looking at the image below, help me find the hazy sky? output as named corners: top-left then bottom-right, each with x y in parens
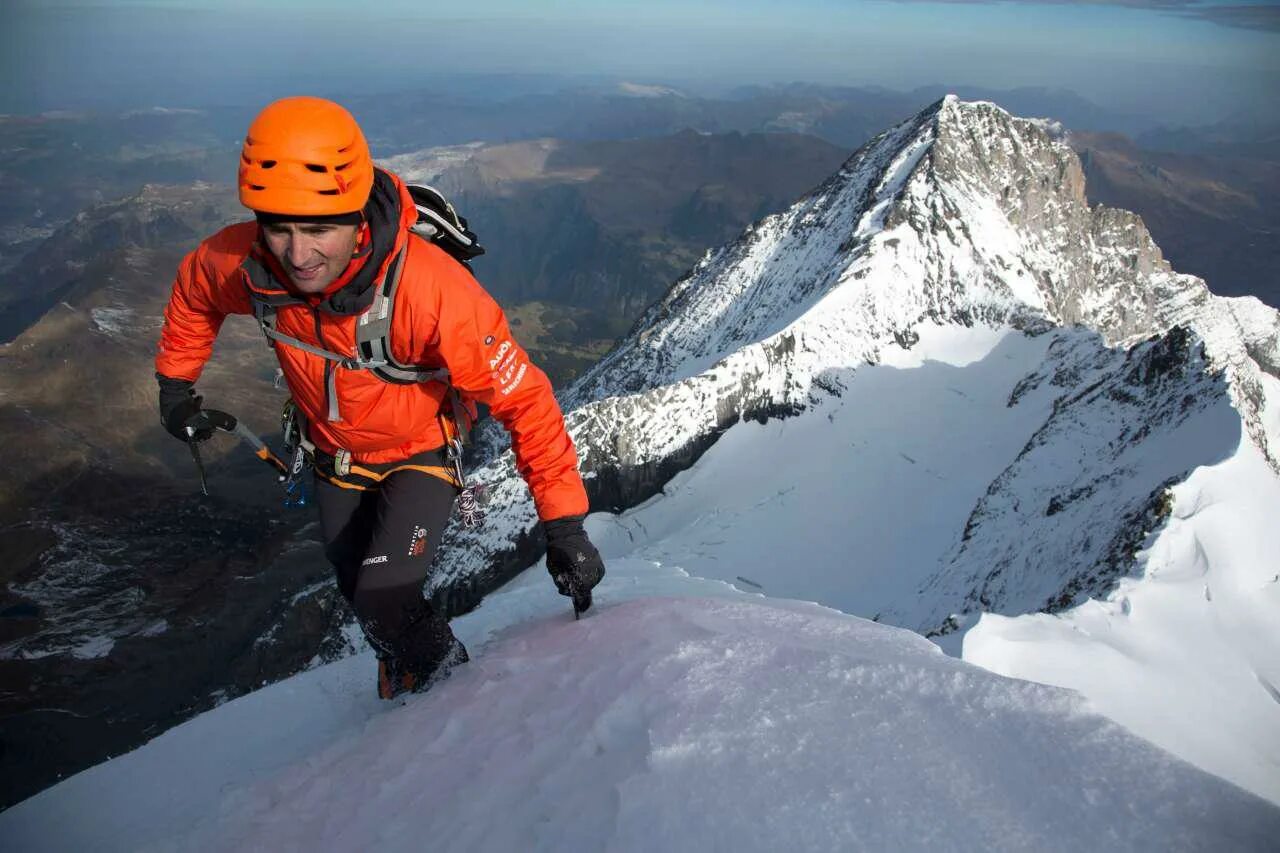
top-left (4, 0), bottom-right (1278, 124)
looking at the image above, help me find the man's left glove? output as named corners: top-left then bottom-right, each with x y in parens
top-left (544, 515), bottom-right (605, 615)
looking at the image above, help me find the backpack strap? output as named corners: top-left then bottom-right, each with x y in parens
top-left (355, 245), bottom-right (450, 385)
top-left (241, 236), bottom-right (480, 508)
top-left (241, 232), bottom-right (473, 444)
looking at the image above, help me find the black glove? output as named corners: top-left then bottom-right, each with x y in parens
top-left (544, 515), bottom-right (605, 613)
top-left (157, 374), bottom-right (233, 442)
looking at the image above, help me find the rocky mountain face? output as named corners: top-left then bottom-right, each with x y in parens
top-left (0, 183), bottom-right (353, 810)
top-left (439, 96), bottom-right (1279, 642)
top-left (0, 184), bottom-right (236, 344)
top-left (1069, 130), bottom-right (1280, 307)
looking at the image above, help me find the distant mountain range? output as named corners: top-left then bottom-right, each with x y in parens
top-left (4, 79), bottom-right (1272, 306)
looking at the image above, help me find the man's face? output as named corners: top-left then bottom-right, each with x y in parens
top-left (260, 221), bottom-right (360, 294)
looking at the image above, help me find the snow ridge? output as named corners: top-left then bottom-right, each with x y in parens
top-left (5, 589), bottom-right (1278, 850)
top-left (438, 97), bottom-right (1278, 608)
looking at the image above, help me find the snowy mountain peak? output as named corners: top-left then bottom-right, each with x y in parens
top-left (556, 95), bottom-right (1275, 464)
top-left (441, 97), bottom-right (1280, 803)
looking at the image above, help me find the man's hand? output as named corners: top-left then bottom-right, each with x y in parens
top-left (157, 375), bottom-right (234, 442)
top-left (544, 515), bottom-right (605, 615)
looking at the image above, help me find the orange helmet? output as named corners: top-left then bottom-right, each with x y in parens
top-left (238, 97), bottom-right (374, 216)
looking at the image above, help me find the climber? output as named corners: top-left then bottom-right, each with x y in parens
top-left (154, 96), bottom-right (604, 699)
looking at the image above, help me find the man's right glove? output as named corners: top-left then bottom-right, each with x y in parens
top-left (157, 374), bottom-right (233, 442)
top-left (544, 515), bottom-right (605, 615)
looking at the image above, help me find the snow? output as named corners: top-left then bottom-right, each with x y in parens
top-left (0, 522), bottom-right (155, 661)
top-left (617, 82), bottom-right (685, 98)
top-left (379, 142), bottom-right (487, 185)
top-left (136, 620), bottom-right (168, 638)
top-left (581, 320), bottom-right (1280, 806)
top-left (438, 96), bottom-right (1280, 811)
top-left (592, 324), bottom-right (1055, 617)
top-left (853, 127), bottom-right (934, 242)
top-left (120, 107), bottom-right (204, 117)
top-left (90, 306), bottom-right (134, 336)
top-left (964, 375), bottom-right (1280, 805)
top-left (4, 560), bottom-right (1277, 851)
top-left (69, 635), bottom-right (115, 660)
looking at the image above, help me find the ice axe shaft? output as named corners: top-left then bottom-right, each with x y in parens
top-left (185, 409), bottom-right (290, 496)
top-left (228, 420), bottom-right (289, 479)
top-left (187, 438), bottom-right (209, 496)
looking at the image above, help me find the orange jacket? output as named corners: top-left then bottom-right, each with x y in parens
top-left (156, 172), bottom-right (588, 522)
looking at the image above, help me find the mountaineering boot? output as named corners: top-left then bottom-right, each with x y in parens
top-left (377, 655), bottom-right (413, 700)
top-left (376, 639), bottom-right (469, 700)
top-left (356, 587), bottom-right (464, 699)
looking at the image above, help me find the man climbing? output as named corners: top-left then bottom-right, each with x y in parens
top-left (154, 96), bottom-right (604, 699)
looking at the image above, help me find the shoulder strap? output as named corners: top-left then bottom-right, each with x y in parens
top-left (242, 243), bottom-right (450, 386)
top-left (355, 245), bottom-right (450, 385)
top-left (243, 254), bottom-right (369, 368)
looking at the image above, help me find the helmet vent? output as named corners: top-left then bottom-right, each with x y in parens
top-left (261, 160), bottom-right (277, 169)
top-left (335, 160), bottom-right (353, 172)
top-left (249, 184), bottom-right (266, 191)
top-left (318, 189), bottom-right (339, 195)
top-left (305, 163), bottom-right (328, 173)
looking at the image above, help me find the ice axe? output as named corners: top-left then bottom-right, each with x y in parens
top-left (183, 408), bottom-right (289, 496)
top-left (553, 572), bottom-right (593, 620)
top-left (572, 589), bottom-right (592, 620)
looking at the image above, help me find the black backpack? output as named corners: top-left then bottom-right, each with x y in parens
top-left (408, 184), bottom-right (485, 266)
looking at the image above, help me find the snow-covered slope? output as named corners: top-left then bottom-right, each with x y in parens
top-left (442, 96), bottom-right (1278, 598)
top-left (584, 322), bottom-right (1280, 804)
top-left (4, 560), bottom-right (1277, 851)
top-left (963, 383), bottom-right (1280, 804)
top-left (430, 96), bottom-right (1280, 802)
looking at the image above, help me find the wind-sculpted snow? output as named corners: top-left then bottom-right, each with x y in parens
top-left (5, 580), bottom-right (1277, 851)
top-left (896, 325), bottom-right (1243, 634)
top-left (964, 372), bottom-right (1280, 803)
